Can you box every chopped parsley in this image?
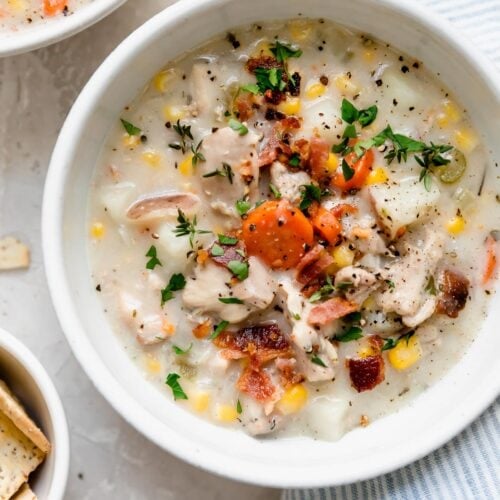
[173,209,211,247]
[236,199,251,216]
[236,399,242,414]
[211,244,224,257]
[382,331,415,351]
[292,312,301,321]
[269,183,282,199]
[218,297,244,304]
[229,118,248,135]
[311,355,327,367]
[299,183,322,211]
[165,373,188,400]
[270,40,303,63]
[120,118,141,136]
[203,162,234,183]
[145,245,162,270]
[335,326,364,342]
[358,105,378,127]
[209,320,229,340]
[161,273,186,305]
[425,276,437,295]
[172,343,192,355]
[309,275,335,303]
[241,83,260,94]
[218,234,238,245]
[340,99,378,127]
[227,260,249,281]
[288,153,301,167]
[254,67,287,93]
[341,158,355,181]
[385,279,396,289]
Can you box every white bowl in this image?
[0,328,69,499]
[0,0,127,57]
[42,0,500,488]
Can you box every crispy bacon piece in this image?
[347,355,385,392]
[308,137,330,185]
[214,323,294,364]
[209,240,245,268]
[237,365,275,401]
[258,117,301,167]
[234,93,256,121]
[331,203,358,219]
[308,297,358,326]
[296,245,334,285]
[436,269,469,318]
[276,358,305,388]
[246,55,283,73]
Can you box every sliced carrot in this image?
[43,0,67,16]
[311,206,341,245]
[308,297,358,326]
[332,149,375,191]
[331,203,358,219]
[242,199,314,269]
[483,235,497,285]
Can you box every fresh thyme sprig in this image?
[173,209,211,248]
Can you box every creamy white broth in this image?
[0,0,92,31]
[88,19,499,440]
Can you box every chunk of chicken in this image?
[277,278,337,382]
[376,228,444,324]
[190,63,225,118]
[334,265,382,306]
[270,161,311,205]
[182,257,275,322]
[126,191,199,222]
[198,127,260,217]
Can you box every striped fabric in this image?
[284,1,500,499]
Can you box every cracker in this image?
[0,237,30,270]
[12,483,37,500]
[0,381,50,454]
[0,411,44,499]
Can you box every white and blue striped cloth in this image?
[284,1,500,499]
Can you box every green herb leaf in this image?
[165,373,188,400]
[288,153,301,167]
[209,320,229,340]
[120,118,141,136]
[191,140,206,166]
[299,183,322,211]
[145,245,162,270]
[236,399,242,414]
[229,118,248,136]
[172,343,193,355]
[358,105,378,127]
[270,40,303,63]
[254,67,286,93]
[332,137,350,155]
[269,183,282,199]
[381,338,397,351]
[311,355,327,367]
[202,163,233,183]
[341,158,355,181]
[341,99,359,124]
[343,124,357,139]
[218,234,238,245]
[211,244,224,257]
[236,199,251,216]
[173,210,211,248]
[161,273,186,305]
[292,312,301,320]
[425,275,437,295]
[227,260,249,280]
[309,275,335,303]
[335,326,363,342]
[218,297,244,304]
[385,279,395,289]
[241,83,260,94]
[169,120,194,153]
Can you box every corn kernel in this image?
[332,244,355,268]
[358,343,377,358]
[442,100,461,123]
[163,104,185,122]
[288,20,312,41]
[305,82,326,100]
[90,222,105,239]
[153,68,175,93]
[162,320,176,336]
[362,295,376,311]
[7,0,27,11]
[122,133,140,148]
[365,167,388,185]
[178,154,194,176]
[216,404,239,422]
[277,384,308,415]
[388,335,422,371]
[252,40,273,57]
[453,128,478,153]
[191,392,210,413]
[325,152,339,173]
[278,97,301,115]
[146,356,161,374]
[142,151,162,168]
[362,50,375,62]
[334,73,359,95]
[435,113,449,129]
[445,215,466,235]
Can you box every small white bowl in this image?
[0,328,69,499]
[42,0,500,488]
[0,0,127,57]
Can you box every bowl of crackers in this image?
[0,328,69,499]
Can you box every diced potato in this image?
[99,183,136,225]
[156,222,192,268]
[388,335,422,370]
[301,396,349,440]
[381,71,423,110]
[369,176,441,238]
[277,384,308,415]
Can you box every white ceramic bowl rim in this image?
[42,0,500,488]
[0,328,69,499]
[0,0,127,57]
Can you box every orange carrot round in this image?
[483,235,497,285]
[43,0,67,16]
[332,149,374,191]
[242,199,314,269]
[311,206,341,245]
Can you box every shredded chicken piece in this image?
[334,266,382,306]
[270,161,311,205]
